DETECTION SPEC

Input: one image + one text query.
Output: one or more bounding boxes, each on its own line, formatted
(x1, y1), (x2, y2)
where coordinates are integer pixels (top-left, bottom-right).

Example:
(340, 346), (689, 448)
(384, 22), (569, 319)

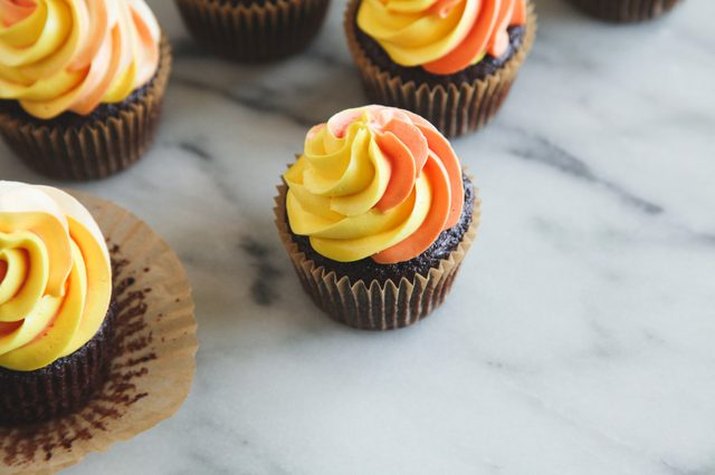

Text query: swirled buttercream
(284, 105), (464, 264)
(0, 0), (161, 119)
(0, 182), (111, 371)
(357, 0), (526, 75)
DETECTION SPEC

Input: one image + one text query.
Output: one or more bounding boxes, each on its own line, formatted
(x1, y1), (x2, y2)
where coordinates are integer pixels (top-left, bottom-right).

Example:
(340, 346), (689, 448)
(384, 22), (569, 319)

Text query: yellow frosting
(0, 0), (161, 119)
(0, 181), (111, 371)
(357, 0), (527, 75)
(284, 105), (464, 264)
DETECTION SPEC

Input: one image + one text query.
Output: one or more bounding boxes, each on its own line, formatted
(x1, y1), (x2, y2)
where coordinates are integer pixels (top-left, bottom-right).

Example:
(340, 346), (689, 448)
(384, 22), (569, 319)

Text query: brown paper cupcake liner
(565, 0), (681, 22)
(274, 183), (480, 331)
(0, 192), (198, 475)
(0, 36), (172, 182)
(345, 0), (537, 138)
(0, 305), (117, 426)
(176, 0), (330, 62)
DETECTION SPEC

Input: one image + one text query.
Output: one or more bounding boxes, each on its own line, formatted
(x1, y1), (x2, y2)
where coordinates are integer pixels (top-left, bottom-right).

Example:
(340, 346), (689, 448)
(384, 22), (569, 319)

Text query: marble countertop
(3, 0), (714, 473)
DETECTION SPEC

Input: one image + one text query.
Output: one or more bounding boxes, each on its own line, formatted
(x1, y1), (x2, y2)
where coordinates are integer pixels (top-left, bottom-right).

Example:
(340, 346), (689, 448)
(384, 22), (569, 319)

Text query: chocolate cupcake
(175, 0), (330, 62)
(0, 182), (114, 425)
(0, 1), (171, 181)
(345, 0), (537, 138)
(0, 190), (197, 472)
(275, 106), (480, 330)
(565, 0), (682, 22)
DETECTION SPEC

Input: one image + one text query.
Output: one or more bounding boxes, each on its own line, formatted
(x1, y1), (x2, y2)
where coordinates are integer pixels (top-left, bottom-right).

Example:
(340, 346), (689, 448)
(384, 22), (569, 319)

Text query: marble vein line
(171, 76), (319, 128)
(177, 141), (212, 161)
(493, 375), (689, 475)
(500, 126), (715, 246)
(504, 126), (665, 215)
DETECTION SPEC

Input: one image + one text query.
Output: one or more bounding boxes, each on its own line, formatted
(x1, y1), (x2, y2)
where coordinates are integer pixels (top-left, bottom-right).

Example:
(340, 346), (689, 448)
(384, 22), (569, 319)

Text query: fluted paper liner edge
(565, 0), (681, 22)
(176, 0), (330, 62)
(0, 192), (198, 475)
(344, 0), (537, 138)
(0, 36), (172, 181)
(274, 182), (480, 330)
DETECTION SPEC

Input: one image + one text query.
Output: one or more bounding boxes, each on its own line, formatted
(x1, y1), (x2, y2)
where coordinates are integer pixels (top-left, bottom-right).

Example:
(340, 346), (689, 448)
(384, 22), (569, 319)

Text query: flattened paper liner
(565, 0), (681, 22)
(344, 0), (537, 138)
(274, 183), (480, 331)
(0, 192), (198, 475)
(176, 0), (330, 62)
(0, 36), (172, 182)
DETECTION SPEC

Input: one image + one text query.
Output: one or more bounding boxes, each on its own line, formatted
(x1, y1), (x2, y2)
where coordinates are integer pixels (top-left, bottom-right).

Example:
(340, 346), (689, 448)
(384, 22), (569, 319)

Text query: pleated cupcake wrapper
(344, 0), (537, 138)
(0, 192), (198, 475)
(274, 183), (480, 331)
(0, 36), (172, 182)
(175, 0), (330, 62)
(565, 0), (681, 22)
(0, 306), (116, 426)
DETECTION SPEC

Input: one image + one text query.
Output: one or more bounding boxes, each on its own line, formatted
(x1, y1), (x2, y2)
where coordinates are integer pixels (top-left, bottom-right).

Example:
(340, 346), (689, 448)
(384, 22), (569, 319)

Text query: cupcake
(345, 0), (537, 138)
(0, 0), (171, 181)
(564, 0), (682, 22)
(175, 0), (331, 62)
(275, 105), (479, 330)
(0, 182), (113, 425)
(0, 185), (197, 472)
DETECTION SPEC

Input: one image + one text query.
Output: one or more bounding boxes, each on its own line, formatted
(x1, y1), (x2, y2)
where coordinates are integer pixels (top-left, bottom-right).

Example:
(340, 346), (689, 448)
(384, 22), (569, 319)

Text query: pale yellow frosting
(0, 181), (111, 371)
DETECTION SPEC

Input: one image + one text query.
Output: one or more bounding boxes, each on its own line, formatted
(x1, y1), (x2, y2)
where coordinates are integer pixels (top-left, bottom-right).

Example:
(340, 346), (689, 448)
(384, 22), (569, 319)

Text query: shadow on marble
(0, 143), (43, 183)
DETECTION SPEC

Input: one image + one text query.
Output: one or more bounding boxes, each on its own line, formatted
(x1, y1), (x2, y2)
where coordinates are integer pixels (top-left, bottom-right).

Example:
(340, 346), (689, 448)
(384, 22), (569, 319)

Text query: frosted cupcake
(275, 105), (479, 330)
(175, 0), (331, 62)
(0, 182), (197, 473)
(345, 0), (537, 137)
(0, 0), (171, 181)
(0, 182), (114, 425)
(565, 0), (682, 22)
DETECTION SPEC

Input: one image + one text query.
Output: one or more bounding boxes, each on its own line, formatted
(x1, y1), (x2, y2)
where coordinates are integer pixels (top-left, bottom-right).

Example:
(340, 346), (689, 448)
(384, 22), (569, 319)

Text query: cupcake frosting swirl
(0, 182), (111, 371)
(285, 105), (464, 264)
(357, 0), (526, 75)
(0, 0), (161, 119)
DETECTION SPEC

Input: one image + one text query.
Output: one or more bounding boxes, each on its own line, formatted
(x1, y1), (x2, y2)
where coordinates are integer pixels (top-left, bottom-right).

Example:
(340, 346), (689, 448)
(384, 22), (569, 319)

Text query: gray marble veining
(2, 0), (714, 474)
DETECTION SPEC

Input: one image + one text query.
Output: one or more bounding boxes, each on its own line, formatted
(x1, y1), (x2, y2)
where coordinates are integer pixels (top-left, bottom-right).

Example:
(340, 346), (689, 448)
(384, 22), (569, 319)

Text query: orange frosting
(284, 106), (464, 264)
(357, 0), (526, 75)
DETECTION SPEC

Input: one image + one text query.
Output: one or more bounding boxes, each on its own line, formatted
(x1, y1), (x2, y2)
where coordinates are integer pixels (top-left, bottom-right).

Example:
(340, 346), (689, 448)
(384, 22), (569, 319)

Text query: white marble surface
(2, 0), (714, 473)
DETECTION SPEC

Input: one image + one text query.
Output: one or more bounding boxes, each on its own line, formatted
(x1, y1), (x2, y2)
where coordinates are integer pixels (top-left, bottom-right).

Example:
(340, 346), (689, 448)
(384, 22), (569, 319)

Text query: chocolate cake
(291, 175), (476, 284)
(353, 20), (527, 89)
(0, 77), (156, 130)
(566, 0), (681, 22)
(0, 305), (116, 426)
(175, 0), (330, 63)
